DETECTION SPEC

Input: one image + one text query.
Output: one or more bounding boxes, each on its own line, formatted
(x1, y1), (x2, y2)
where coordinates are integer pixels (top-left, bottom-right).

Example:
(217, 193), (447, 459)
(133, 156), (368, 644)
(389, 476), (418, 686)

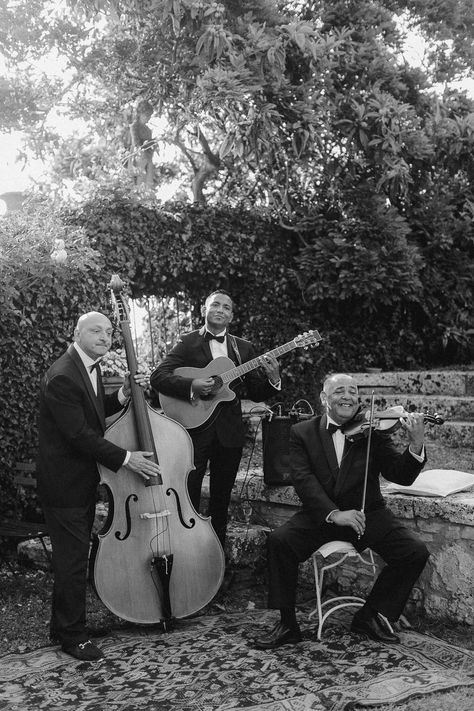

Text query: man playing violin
(254, 373), (429, 649)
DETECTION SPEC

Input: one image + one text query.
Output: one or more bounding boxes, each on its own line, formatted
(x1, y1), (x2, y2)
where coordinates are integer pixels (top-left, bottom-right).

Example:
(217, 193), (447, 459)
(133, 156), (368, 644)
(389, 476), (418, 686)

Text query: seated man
(253, 373), (429, 649)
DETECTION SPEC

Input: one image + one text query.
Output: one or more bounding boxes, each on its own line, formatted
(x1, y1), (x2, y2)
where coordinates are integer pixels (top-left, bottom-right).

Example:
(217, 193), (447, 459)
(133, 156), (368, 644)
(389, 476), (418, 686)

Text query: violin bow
(359, 390), (376, 535)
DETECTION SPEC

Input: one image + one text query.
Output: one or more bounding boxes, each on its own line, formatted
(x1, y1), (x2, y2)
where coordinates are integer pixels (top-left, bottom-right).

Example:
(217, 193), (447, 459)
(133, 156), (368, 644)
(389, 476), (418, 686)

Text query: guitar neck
(221, 341), (298, 384)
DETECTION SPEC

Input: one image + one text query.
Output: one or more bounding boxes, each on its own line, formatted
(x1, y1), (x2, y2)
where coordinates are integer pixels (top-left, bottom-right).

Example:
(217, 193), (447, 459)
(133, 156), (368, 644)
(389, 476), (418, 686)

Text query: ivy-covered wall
(1, 190), (473, 519)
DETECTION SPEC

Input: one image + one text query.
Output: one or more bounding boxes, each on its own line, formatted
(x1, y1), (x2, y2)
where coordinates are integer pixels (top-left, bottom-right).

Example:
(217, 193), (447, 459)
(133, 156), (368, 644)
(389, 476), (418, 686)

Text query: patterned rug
(1, 610), (473, 711)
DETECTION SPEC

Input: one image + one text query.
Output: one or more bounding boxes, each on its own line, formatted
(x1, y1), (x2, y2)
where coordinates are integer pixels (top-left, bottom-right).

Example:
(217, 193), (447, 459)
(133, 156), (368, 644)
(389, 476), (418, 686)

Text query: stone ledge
(221, 469), (474, 530)
(361, 393), (474, 421)
(353, 370), (474, 396)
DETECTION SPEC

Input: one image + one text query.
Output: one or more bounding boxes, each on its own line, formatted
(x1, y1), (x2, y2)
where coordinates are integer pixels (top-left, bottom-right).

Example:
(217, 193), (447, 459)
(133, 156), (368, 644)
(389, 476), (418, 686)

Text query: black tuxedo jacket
(289, 414), (426, 526)
(150, 328), (277, 447)
(37, 345), (127, 508)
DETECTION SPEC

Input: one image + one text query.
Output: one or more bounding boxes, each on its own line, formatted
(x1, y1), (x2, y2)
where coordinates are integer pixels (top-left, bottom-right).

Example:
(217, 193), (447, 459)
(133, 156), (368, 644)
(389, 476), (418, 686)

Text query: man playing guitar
(150, 290), (281, 552)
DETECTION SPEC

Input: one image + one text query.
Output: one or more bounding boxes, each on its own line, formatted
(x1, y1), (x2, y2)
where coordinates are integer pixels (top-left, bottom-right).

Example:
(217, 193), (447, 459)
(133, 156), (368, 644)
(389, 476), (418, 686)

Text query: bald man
(37, 312), (160, 661)
(254, 373), (429, 649)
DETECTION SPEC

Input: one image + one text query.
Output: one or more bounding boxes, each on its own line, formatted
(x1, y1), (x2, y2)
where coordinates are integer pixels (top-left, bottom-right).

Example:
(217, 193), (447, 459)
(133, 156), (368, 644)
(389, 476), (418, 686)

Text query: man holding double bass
(253, 372), (429, 650)
(37, 311), (160, 662)
(151, 290), (281, 550)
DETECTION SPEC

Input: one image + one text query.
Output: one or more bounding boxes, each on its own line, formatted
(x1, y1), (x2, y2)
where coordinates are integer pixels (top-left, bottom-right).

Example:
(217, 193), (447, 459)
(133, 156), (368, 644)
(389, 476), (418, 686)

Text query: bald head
(320, 373), (359, 425)
(74, 311), (113, 360)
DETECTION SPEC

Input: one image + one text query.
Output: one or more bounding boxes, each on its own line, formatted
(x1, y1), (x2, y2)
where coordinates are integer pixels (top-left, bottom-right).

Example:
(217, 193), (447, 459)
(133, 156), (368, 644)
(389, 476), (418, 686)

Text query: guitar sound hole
(211, 376), (223, 392)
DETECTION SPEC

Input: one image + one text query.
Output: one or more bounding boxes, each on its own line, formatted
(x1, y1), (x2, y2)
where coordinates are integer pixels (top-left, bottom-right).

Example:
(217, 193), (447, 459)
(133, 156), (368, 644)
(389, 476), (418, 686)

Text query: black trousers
(42, 501), (96, 646)
(267, 507), (429, 621)
(188, 426), (242, 549)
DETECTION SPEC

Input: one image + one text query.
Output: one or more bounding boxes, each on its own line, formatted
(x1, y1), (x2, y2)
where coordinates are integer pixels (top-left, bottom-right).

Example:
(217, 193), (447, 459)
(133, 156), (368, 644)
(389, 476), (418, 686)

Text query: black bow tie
(205, 332), (225, 343)
(89, 361), (101, 373)
(327, 422), (342, 435)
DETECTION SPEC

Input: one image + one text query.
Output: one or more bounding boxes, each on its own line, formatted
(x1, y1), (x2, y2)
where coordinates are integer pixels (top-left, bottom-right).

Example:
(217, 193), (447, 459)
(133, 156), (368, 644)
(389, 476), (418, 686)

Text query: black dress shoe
(351, 611), (400, 644)
(61, 640), (104, 661)
(253, 621), (302, 650)
(50, 626), (110, 644)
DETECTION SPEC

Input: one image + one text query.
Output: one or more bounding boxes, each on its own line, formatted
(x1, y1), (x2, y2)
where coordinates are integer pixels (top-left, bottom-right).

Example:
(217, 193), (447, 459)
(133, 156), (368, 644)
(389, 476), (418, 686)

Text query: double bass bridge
(139, 510), (171, 520)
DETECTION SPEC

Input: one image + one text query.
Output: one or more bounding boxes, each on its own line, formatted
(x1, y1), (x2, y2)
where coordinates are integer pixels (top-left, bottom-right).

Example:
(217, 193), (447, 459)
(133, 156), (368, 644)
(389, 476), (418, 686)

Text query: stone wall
(211, 471), (474, 626)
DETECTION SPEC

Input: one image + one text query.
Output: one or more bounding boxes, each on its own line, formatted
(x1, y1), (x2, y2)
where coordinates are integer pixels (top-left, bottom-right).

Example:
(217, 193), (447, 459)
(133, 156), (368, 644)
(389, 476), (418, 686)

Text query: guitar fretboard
(221, 334), (320, 384)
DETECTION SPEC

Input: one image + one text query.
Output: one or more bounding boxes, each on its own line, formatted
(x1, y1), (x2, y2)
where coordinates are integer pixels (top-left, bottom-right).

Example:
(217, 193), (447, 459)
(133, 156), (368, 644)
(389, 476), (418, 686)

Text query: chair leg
(308, 553), (326, 641)
(309, 548), (378, 639)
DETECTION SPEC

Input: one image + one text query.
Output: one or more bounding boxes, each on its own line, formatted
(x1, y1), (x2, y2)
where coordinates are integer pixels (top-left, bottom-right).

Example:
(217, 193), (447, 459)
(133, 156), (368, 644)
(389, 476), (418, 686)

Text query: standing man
(37, 311), (161, 662)
(150, 290), (281, 549)
(254, 373), (429, 649)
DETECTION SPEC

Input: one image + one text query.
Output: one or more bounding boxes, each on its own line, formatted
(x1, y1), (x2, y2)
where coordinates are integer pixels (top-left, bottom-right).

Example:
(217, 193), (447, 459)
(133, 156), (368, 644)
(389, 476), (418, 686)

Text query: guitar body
(157, 330), (322, 430)
(159, 357), (237, 429)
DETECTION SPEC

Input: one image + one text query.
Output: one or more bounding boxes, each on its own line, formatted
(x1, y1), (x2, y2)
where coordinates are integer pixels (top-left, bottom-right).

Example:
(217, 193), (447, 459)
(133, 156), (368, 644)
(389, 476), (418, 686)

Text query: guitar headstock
(293, 330), (322, 349)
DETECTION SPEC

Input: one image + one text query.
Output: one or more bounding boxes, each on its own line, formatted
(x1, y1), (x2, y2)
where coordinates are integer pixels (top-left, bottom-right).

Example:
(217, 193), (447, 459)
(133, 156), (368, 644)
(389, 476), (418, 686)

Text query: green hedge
(1, 189), (473, 518)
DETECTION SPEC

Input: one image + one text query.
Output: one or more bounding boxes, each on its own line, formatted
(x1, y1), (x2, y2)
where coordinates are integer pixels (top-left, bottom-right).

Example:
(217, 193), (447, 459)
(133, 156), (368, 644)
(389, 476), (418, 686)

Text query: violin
(342, 405), (445, 441)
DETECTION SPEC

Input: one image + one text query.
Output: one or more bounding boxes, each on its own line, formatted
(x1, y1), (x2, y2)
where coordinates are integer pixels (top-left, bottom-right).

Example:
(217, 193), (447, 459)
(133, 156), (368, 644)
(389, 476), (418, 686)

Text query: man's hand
(122, 371), (151, 399)
(400, 412), (425, 455)
(330, 509), (366, 537)
(259, 353), (280, 385)
(125, 451), (161, 481)
(192, 377), (216, 398)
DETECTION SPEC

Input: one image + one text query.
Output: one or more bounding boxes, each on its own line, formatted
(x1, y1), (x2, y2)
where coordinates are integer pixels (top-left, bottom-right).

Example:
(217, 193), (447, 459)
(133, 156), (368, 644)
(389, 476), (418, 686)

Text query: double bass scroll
(93, 275), (225, 628)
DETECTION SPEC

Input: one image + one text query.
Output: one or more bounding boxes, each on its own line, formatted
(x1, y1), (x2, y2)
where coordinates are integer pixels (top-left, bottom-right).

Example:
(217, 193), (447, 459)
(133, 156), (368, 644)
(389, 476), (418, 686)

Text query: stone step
(354, 370), (474, 397)
(358, 392), (474, 421)
(425, 420), (474, 449)
(379, 417), (474, 449)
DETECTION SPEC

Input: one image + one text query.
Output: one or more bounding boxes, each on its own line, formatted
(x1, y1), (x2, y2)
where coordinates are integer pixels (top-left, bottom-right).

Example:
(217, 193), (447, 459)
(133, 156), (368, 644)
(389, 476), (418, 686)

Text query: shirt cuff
(269, 379), (281, 390)
(326, 509), (339, 523)
(123, 451), (131, 466)
(409, 445), (425, 462)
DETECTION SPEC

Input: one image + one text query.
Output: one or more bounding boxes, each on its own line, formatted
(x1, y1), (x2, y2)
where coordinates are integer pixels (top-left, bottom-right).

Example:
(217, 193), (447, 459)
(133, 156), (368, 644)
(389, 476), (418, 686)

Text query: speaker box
(262, 416), (293, 486)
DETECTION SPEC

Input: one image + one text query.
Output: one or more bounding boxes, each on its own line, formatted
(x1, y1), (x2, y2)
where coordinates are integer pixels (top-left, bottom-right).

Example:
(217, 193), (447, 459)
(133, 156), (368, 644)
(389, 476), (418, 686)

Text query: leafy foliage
(1, 188), (473, 519)
(1, 0), (473, 210)
(0, 199), (108, 518)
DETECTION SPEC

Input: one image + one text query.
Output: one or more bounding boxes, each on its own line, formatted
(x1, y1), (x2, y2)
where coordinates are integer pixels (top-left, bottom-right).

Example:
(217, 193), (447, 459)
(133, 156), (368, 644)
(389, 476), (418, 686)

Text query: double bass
(93, 275), (225, 629)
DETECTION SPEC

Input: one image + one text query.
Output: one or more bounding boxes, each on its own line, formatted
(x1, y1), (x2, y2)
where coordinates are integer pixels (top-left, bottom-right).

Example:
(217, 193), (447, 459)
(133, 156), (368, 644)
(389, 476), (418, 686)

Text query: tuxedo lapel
(334, 438), (356, 497)
(68, 345), (106, 429)
(198, 327), (213, 362)
(319, 415), (339, 480)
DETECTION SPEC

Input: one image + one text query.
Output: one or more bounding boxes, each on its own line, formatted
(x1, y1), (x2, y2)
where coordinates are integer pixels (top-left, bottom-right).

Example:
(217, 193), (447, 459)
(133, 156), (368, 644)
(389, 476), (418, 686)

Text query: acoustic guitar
(159, 330), (322, 429)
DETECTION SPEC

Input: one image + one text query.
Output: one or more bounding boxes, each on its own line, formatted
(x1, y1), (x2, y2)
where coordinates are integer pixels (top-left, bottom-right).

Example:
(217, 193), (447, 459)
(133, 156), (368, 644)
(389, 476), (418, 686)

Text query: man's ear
(201, 304), (206, 318)
(320, 392), (327, 407)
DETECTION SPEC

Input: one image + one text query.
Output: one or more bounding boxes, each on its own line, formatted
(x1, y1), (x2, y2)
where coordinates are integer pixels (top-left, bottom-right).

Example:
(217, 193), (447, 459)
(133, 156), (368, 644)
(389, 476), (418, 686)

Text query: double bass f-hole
(115, 493), (139, 541)
(166, 488), (196, 529)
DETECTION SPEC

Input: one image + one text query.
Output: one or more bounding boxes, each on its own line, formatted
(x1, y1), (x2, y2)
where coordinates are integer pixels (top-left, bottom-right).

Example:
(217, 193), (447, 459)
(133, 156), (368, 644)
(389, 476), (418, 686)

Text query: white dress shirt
(327, 415), (345, 466)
